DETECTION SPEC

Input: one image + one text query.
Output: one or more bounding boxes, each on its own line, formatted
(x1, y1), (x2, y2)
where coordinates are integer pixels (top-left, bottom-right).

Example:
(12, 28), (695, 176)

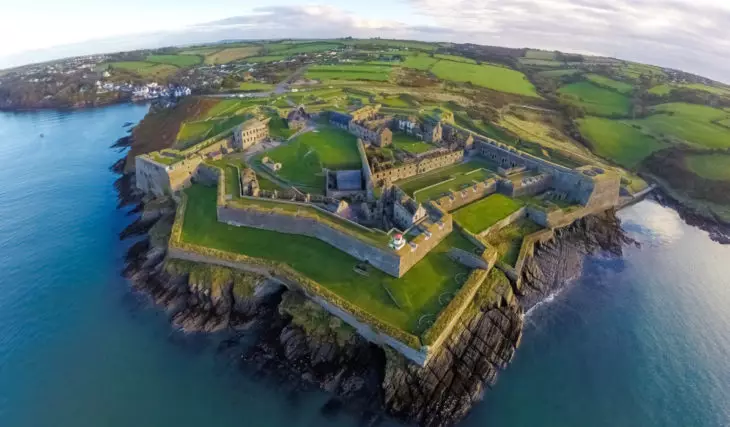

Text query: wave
(524, 288), (564, 319)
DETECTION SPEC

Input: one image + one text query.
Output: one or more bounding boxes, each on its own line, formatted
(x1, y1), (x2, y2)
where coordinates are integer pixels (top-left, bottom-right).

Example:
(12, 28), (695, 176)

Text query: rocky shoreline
(114, 156), (632, 426)
(650, 188), (730, 245)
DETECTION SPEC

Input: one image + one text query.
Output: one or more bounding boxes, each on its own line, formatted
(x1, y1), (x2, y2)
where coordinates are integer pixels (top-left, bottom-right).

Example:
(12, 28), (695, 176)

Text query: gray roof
(336, 170), (362, 191)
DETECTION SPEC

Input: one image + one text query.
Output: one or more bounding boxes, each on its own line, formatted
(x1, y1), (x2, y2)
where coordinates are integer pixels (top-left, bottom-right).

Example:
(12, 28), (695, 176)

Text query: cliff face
(519, 209), (632, 309)
(118, 167), (630, 426)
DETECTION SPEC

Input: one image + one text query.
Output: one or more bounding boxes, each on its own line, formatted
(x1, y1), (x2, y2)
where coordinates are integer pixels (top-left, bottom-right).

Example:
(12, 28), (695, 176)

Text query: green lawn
(430, 61), (540, 97)
(684, 154), (730, 181)
(577, 116), (665, 168)
(626, 103), (730, 149)
(396, 159), (496, 198)
(558, 82), (632, 116)
(453, 194), (525, 234)
(485, 218), (543, 266)
(268, 116), (297, 140)
(180, 184), (469, 334)
(391, 132), (433, 154)
(146, 54), (201, 67)
(259, 125), (361, 188)
(585, 74), (634, 94)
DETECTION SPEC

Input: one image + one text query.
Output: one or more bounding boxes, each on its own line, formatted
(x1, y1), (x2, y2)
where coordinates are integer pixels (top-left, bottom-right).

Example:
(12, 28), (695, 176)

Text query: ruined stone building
(286, 106), (309, 131)
(349, 118), (393, 147)
(393, 189), (427, 230)
(233, 118), (270, 150)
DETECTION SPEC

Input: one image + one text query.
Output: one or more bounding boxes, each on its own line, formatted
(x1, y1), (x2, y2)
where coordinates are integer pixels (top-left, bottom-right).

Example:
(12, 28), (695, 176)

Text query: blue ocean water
(0, 105), (728, 427)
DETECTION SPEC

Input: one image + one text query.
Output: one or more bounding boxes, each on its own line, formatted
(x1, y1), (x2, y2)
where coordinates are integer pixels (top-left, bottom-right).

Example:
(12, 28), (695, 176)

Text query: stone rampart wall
(479, 207), (527, 237)
(448, 248), (490, 269)
(168, 157), (203, 192)
(372, 151), (464, 185)
(135, 156), (171, 197)
(194, 163), (220, 186)
(432, 179), (498, 212)
(357, 139), (375, 200)
(395, 214), (453, 276)
(217, 205), (402, 277)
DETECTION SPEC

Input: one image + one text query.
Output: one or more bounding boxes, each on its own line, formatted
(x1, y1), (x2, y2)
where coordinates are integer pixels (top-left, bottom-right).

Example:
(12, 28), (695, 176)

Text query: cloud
(407, 0), (730, 82)
(1, 2), (729, 82)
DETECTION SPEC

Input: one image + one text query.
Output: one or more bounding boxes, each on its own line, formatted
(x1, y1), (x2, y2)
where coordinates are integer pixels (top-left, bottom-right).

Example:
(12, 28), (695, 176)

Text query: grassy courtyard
(453, 194), (525, 234)
(257, 125), (361, 189)
(396, 159), (496, 199)
(485, 218), (543, 266)
(180, 184), (471, 335)
(391, 132), (433, 154)
(413, 168), (494, 203)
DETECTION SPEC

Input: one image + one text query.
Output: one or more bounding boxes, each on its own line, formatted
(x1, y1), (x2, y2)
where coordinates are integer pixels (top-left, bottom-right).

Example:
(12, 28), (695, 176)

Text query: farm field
(649, 83), (730, 97)
(558, 82), (632, 116)
(627, 103), (730, 149)
(204, 46), (261, 64)
(524, 50), (557, 60)
(396, 159), (496, 198)
(430, 61), (540, 97)
(179, 47), (221, 56)
(453, 194), (525, 234)
(346, 39), (436, 51)
(434, 54), (476, 64)
(306, 65), (391, 82)
(518, 58), (563, 67)
(391, 132), (433, 155)
(146, 54), (201, 67)
(684, 154), (730, 181)
(238, 82), (274, 91)
(537, 69), (580, 78)
(276, 42), (343, 55)
(585, 74), (634, 94)
(577, 116), (666, 168)
(181, 184), (469, 335)
(648, 84), (673, 96)
(401, 54), (439, 70)
(485, 218), (543, 266)
(102, 61), (180, 79)
(258, 125), (361, 188)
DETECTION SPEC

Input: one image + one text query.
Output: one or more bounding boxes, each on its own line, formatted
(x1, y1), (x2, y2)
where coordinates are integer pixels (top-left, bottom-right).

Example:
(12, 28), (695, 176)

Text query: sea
(0, 104), (728, 427)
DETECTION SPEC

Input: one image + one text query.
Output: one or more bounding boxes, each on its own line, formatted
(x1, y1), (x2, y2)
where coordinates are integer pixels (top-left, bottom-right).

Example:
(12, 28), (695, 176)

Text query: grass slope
(585, 74), (634, 94)
(627, 103), (730, 149)
(684, 154), (730, 181)
(430, 61), (539, 97)
(577, 116), (665, 168)
(559, 82), (632, 116)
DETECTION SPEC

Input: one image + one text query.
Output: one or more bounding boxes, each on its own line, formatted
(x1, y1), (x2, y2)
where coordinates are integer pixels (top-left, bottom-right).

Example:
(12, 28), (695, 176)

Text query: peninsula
(7, 37), (728, 425)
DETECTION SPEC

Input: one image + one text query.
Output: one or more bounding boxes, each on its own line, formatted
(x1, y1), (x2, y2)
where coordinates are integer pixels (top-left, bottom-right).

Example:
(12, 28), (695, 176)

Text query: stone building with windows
(233, 118), (270, 150)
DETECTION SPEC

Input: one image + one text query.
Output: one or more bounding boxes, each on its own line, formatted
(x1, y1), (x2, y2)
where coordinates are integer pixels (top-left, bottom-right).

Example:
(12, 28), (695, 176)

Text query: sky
(1, 0), (729, 82)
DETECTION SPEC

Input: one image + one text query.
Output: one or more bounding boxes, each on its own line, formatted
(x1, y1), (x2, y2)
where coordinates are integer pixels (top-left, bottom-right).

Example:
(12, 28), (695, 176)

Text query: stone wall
(372, 150), (464, 186)
(357, 139), (375, 200)
(135, 156), (171, 197)
(431, 178), (498, 212)
(217, 204), (403, 277)
(395, 214), (453, 276)
(479, 207), (527, 237)
(448, 248), (490, 269)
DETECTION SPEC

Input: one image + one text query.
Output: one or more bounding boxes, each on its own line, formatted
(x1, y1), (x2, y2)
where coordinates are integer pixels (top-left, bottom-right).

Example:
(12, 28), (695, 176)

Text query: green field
(627, 103), (730, 149)
(585, 74), (634, 94)
(434, 54), (476, 64)
(577, 117), (665, 168)
(268, 116), (297, 140)
(537, 69), (580, 78)
(204, 46), (261, 64)
(146, 54), (201, 67)
(414, 168), (494, 202)
(242, 55), (288, 63)
(559, 82), (632, 116)
(259, 125), (361, 188)
(401, 54), (439, 70)
(684, 154), (730, 181)
(485, 218), (543, 266)
(648, 84), (674, 96)
(276, 42), (343, 55)
(649, 83), (730, 97)
(180, 184), (469, 334)
(518, 58), (563, 67)
(380, 95), (411, 108)
(453, 194), (524, 234)
(103, 61), (180, 78)
(391, 132), (433, 154)
(524, 50), (557, 60)
(430, 61), (539, 97)
(306, 64), (392, 82)
(176, 116), (249, 147)
(238, 82), (274, 91)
